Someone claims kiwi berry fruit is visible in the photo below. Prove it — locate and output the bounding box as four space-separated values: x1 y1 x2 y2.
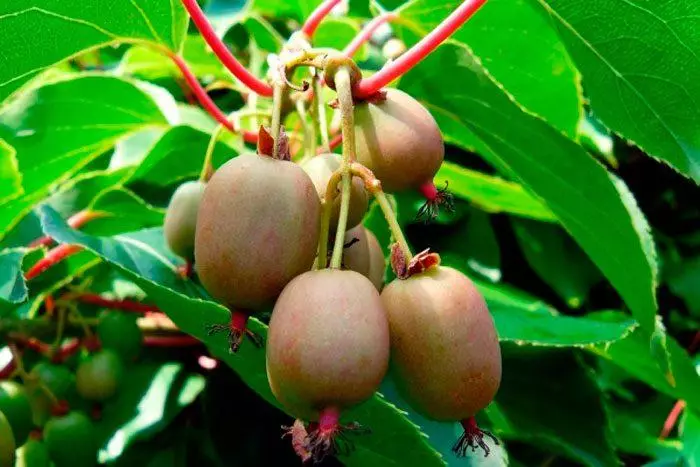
342 226 385 290
26 363 75 426
76 350 124 402
164 180 206 261
0 410 15 467
267 269 390 461
301 153 368 230
44 411 97 467
195 153 321 310
16 437 51 467
0 380 33 445
354 88 444 192
380 265 501 456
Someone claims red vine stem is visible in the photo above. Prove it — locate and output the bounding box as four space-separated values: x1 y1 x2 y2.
29 210 106 248
353 0 487 98
301 0 343 37
343 13 397 57
144 335 201 347
168 53 258 143
72 294 160 314
25 244 84 280
180 0 274 97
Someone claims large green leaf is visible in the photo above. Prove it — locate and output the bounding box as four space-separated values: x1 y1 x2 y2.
398 0 582 136
0 75 168 237
0 248 29 306
0 0 188 103
436 162 556 222
682 410 700 467
39 207 445 467
535 0 700 182
0 139 21 203
248 0 323 23
400 42 658 331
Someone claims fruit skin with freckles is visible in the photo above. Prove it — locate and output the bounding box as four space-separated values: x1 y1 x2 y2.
380 266 501 420
342 226 385 290
195 153 321 310
164 180 206 261
354 88 444 193
302 153 368 231
266 269 390 421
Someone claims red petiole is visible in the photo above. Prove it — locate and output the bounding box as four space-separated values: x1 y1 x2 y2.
301 0 343 37
29 210 106 249
72 294 160 314
343 13 397 57
25 244 84 281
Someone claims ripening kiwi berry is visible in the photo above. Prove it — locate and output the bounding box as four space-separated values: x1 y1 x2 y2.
195 152 321 350
0 381 33 445
97 311 143 361
76 350 124 402
381 266 502 456
342 226 385 290
16 436 51 467
0 410 15 467
164 180 206 265
354 88 444 193
26 363 75 426
302 153 368 231
267 269 390 461
44 411 97 467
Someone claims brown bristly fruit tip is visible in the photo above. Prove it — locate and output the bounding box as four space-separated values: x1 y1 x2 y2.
207 310 262 353
83 335 101 353
51 400 70 417
301 407 369 462
177 261 193 278
416 181 455 223
29 429 43 441
452 417 499 458
282 420 312 463
257 125 291 161
389 245 441 279
90 403 103 421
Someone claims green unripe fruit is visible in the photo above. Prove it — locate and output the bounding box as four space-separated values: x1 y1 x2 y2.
342 226 385 290
381 266 501 421
27 363 75 426
16 438 51 467
44 412 97 467
354 89 444 192
164 180 206 260
195 153 321 310
76 350 124 401
0 410 15 467
267 269 390 421
97 311 143 361
301 153 368 231
0 381 32 445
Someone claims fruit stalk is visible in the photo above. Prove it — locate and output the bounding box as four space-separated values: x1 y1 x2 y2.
314 76 331 152
271 84 285 159
329 66 356 269
300 0 343 37
343 13 397 57
180 0 274 96
353 0 487 98
200 122 227 182
295 98 316 160
25 244 84 281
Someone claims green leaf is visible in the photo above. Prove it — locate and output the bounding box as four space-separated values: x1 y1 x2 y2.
398 0 582 136
0 75 168 236
0 0 188 104
0 139 21 203
400 42 658 331
0 248 28 305
535 0 700 181
39 207 445 467
242 15 285 54
487 349 618 466
682 411 700 467
314 18 365 59
512 218 601 308
248 0 323 23
667 256 700 317
436 162 556 222
86 189 165 236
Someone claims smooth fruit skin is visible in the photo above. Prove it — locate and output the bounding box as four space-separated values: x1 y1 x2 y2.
76 350 124 401
301 153 368 230
0 381 33 445
16 439 51 467
44 412 97 467
164 180 206 260
343 227 385 290
195 153 321 310
0 410 15 467
381 266 501 421
354 88 444 192
97 311 143 361
266 269 390 421
27 363 75 426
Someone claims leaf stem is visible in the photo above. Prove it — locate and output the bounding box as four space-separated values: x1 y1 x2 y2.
25 244 84 281
29 210 106 248
200 124 226 182
180 0 274 96
301 0 343 37
314 76 331 153
353 0 487 98
343 13 398 57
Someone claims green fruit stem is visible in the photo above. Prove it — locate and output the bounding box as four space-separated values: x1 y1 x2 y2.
271 84 285 159
295 98 316 160
200 123 226 182
329 66 355 269
314 76 331 152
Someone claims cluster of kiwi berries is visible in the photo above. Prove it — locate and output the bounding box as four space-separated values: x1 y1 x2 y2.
163 59 502 462
0 312 142 467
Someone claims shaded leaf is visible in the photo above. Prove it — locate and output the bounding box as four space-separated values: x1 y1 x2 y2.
0 139 21 203
0 248 29 305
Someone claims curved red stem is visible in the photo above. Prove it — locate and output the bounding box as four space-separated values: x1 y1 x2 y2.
343 13 397 57
144 335 201 347
29 210 106 248
180 0 273 97
353 0 487 98
660 400 686 439
74 294 160 313
301 0 343 37
25 244 83 280
169 53 258 143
